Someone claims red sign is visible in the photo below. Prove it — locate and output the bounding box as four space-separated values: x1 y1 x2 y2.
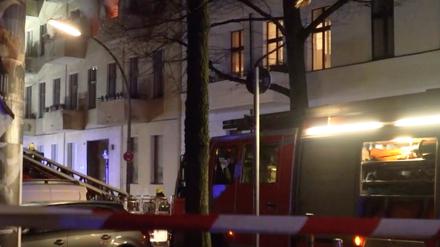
123 151 134 162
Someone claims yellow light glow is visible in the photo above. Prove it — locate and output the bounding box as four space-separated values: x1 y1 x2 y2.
353 235 364 247
305 121 384 137
48 19 82 37
395 114 440 127
392 136 413 143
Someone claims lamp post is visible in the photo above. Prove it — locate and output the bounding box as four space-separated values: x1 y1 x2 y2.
48 19 134 194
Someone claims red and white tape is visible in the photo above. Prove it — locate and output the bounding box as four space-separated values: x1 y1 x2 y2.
1 205 440 239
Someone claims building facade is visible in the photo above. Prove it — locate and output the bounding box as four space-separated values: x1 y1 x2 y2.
203 0 440 137
24 0 440 197
24 0 182 196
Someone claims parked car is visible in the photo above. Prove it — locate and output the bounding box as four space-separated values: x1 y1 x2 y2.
22 201 150 247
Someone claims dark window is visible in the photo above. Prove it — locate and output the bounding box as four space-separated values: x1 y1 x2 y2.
25 86 32 118
153 51 164 98
53 78 61 106
213 146 238 185
372 0 394 59
88 68 97 109
68 73 78 110
107 63 117 98
151 135 163 184
26 31 33 56
241 144 279 184
129 57 138 98
132 137 138 184
231 30 244 76
39 83 45 118
266 22 284 66
67 143 75 169
311 7 331 70
39 24 47 56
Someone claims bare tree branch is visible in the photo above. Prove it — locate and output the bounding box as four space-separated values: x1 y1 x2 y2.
302 0 349 38
209 62 290 96
237 0 286 35
211 17 282 28
254 43 285 67
269 83 290 96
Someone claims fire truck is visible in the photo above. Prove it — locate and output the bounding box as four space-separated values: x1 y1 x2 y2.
207 89 440 247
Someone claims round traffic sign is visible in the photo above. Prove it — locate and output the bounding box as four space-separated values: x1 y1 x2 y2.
123 151 134 162
246 67 272 94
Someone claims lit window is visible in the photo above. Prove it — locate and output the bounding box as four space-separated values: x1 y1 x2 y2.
312 7 331 70
231 30 244 76
266 21 284 66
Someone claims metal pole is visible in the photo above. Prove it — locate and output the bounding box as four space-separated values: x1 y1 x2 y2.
91 37 132 194
254 68 260 247
0 1 26 246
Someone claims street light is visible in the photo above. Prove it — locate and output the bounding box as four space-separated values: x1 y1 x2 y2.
48 19 134 194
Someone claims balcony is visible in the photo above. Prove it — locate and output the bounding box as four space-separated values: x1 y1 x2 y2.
89 95 164 126
26 0 44 17
39 105 86 134
25 18 89 73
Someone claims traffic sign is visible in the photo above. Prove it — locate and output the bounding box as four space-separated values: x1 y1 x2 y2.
246 67 271 94
123 151 134 162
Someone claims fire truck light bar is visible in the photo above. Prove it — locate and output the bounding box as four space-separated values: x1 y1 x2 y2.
394 114 440 127
305 121 384 137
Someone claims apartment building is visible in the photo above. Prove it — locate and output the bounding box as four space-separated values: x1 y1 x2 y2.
23 0 182 196
203 0 440 137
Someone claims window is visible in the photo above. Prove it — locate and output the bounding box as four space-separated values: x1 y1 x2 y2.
40 24 47 56
132 137 138 184
107 63 117 98
129 57 138 98
153 50 164 98
266 22 284 66
103 0 119 19
66 143 75 169
50 144 57 162
26 30 33 56
213 147 237 184
37 145 44 154
372 0 394 59
231 30 244 76
88 67 97 109
68 73 78 110
241 144 279 184
311 7 331 70
25 86 32 118
53 78 61 106
39 82 45 118
151 135 163 184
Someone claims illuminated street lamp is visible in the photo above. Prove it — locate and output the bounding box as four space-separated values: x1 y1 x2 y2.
48 19 134 194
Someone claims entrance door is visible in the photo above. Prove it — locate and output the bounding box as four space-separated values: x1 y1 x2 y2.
87 139 109 183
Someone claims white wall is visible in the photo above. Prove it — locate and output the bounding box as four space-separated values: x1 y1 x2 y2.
128 119 180 197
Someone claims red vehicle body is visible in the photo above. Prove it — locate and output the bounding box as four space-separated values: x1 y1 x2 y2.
209 132 295 246
208 90 440 247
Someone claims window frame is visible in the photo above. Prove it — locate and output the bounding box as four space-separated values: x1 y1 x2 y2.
230 30 244 76
266 21 284 66
107 62 117 98
311 7 331 71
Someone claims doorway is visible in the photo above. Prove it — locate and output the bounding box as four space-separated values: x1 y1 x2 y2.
87 139 109 183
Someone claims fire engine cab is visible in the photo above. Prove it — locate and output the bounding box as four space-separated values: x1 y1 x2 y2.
208 89 440 247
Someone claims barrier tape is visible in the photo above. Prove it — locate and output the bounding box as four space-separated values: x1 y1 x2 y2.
1 205 440 239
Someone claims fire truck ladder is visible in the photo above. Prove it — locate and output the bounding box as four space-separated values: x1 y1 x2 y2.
23 148 128 202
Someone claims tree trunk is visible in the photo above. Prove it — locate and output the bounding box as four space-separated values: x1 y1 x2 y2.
0 1 26 247
283 1 308 112
184 0 211 246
